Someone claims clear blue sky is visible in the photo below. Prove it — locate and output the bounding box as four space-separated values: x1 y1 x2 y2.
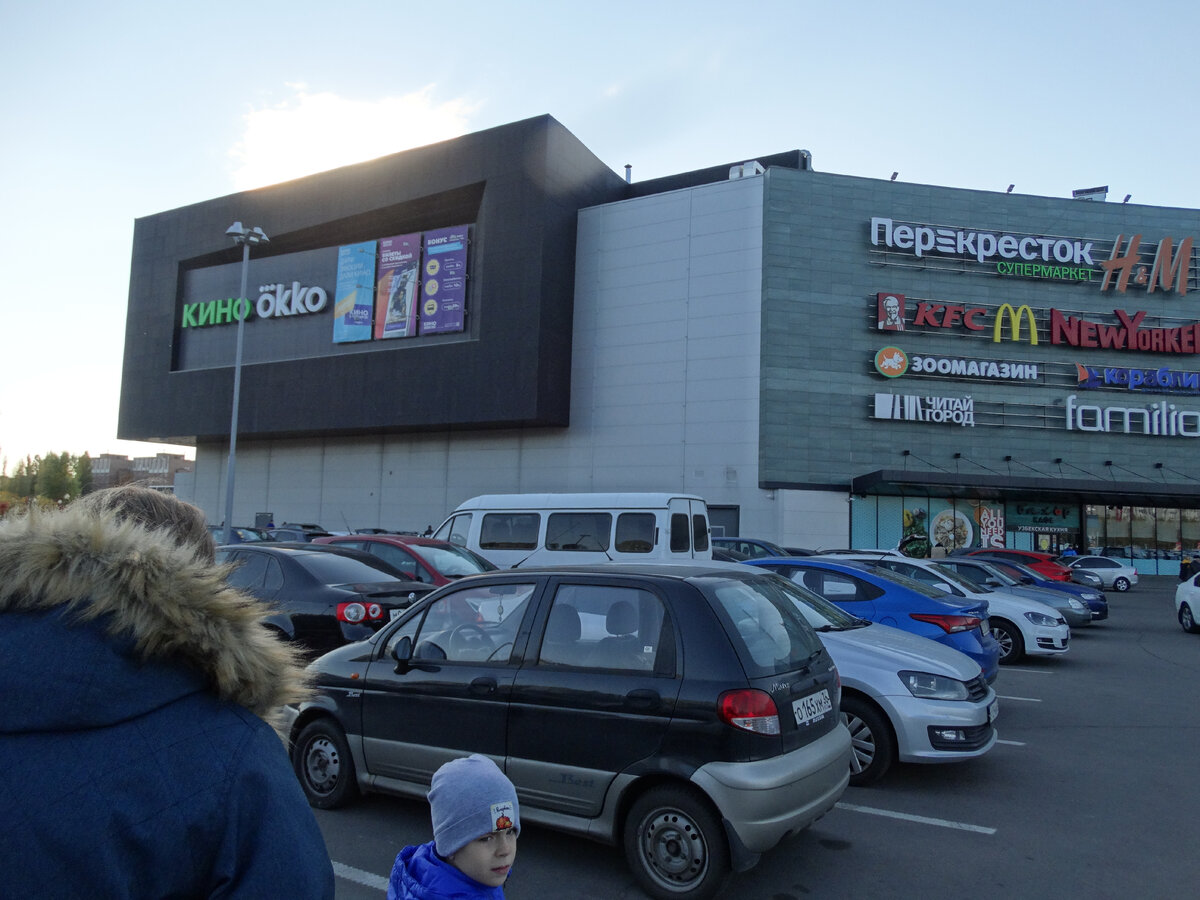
2 0 1197 470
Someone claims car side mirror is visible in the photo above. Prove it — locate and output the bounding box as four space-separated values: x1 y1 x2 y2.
391 634 414 673
933 582 954 594
1019 575 1034 583
985 577 1002 587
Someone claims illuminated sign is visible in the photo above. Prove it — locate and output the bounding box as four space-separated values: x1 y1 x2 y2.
181 281 329 328
870 216 1195 294
909 355 1037 381
993 303 1038 345
1065 394 1200 437
1009 503 1078 533
874 393 975 426
1076 363 1200 394
913 303 988 330
875 347 908 377
871 217 1095 265
877 292 906 331
1100 234 1193 296
1050 309 1200 354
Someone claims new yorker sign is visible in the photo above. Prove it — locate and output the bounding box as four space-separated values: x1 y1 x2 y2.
870 217 1195 295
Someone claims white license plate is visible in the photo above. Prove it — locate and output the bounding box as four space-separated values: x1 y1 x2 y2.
793 689 832 727
389 608 403 621
987 699 999 724
980 618 990 635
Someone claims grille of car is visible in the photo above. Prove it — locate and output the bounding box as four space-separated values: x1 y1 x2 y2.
928 723 994 751
964 675 989 702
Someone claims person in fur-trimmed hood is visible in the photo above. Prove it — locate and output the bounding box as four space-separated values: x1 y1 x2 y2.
0 485 335 899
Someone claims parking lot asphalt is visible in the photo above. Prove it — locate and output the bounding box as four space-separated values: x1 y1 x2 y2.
314 575 1199 899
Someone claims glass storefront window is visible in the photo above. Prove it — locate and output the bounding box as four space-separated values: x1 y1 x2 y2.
1182 509 1200 558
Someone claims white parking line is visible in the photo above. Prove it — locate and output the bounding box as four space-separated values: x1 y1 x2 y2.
332 861 389 891
995 694 1042 702
1001 666 1054 674
836 802 996 834
996 739 1026 746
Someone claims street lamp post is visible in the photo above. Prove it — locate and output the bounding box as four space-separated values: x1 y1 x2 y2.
222 222 269 546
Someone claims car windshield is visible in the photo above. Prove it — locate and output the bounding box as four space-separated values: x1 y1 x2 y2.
697 573 826 677
951 561 1017 587
235 527 273 542
297 552 403 585
407 542 498 577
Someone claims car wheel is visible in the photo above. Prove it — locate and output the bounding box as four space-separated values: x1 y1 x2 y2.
1113 577 1131 592
293 719 359 809
1181 602 1200 634
623 785 730 900
841 695 895 786
990 618 1025 664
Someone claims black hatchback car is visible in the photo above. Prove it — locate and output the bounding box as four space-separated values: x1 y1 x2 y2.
284 564 851 899
216 544 436 656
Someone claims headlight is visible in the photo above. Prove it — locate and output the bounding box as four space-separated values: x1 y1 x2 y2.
1084 592 1102 601
1068 598 1086 610
1025 611 1059 627
900 671 970 700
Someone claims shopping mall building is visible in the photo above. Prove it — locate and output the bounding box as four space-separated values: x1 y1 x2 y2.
121 115 1200 573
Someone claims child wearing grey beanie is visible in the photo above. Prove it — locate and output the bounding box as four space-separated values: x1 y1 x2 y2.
386 755 520 899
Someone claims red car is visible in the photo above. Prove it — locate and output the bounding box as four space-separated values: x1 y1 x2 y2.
314 534 497 586
965 548 1072 581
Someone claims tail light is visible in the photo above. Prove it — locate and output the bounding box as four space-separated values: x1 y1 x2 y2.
910 613 983 634
337 601 386 623
718 689 780 735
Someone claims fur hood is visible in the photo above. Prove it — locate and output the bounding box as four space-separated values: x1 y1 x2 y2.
0 503 310 733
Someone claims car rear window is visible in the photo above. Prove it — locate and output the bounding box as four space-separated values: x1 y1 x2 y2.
699 575 825 678
298 552 402 585
406 542 497 576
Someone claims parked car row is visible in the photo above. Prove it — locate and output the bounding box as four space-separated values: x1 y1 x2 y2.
211 519 1118 898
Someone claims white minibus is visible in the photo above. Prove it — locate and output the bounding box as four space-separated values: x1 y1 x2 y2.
432 492 712 567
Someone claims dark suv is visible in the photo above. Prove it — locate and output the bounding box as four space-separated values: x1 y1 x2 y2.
284 564 851 899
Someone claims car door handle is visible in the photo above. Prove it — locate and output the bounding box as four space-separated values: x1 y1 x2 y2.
470 677 498 695
626 689 660 710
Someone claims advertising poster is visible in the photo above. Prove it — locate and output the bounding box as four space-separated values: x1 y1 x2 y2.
333 241 377 343
419 226 468 335
899 507 931 557
928 503 974 553
373 233 421 339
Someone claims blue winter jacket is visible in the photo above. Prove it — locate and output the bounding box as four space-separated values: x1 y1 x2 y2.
0 503 336 899
387 841 507 900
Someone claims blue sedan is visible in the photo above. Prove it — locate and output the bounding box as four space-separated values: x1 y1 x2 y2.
746 557 1000 683
971 557 1108 621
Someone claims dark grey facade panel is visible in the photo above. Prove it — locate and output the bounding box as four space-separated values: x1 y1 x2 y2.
760 167 1200 497
119 115 627 446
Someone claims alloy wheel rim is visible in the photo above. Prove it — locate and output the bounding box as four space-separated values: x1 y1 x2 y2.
844 712 875 772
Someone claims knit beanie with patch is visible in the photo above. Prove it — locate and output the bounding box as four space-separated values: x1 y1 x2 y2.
429 754 520 858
